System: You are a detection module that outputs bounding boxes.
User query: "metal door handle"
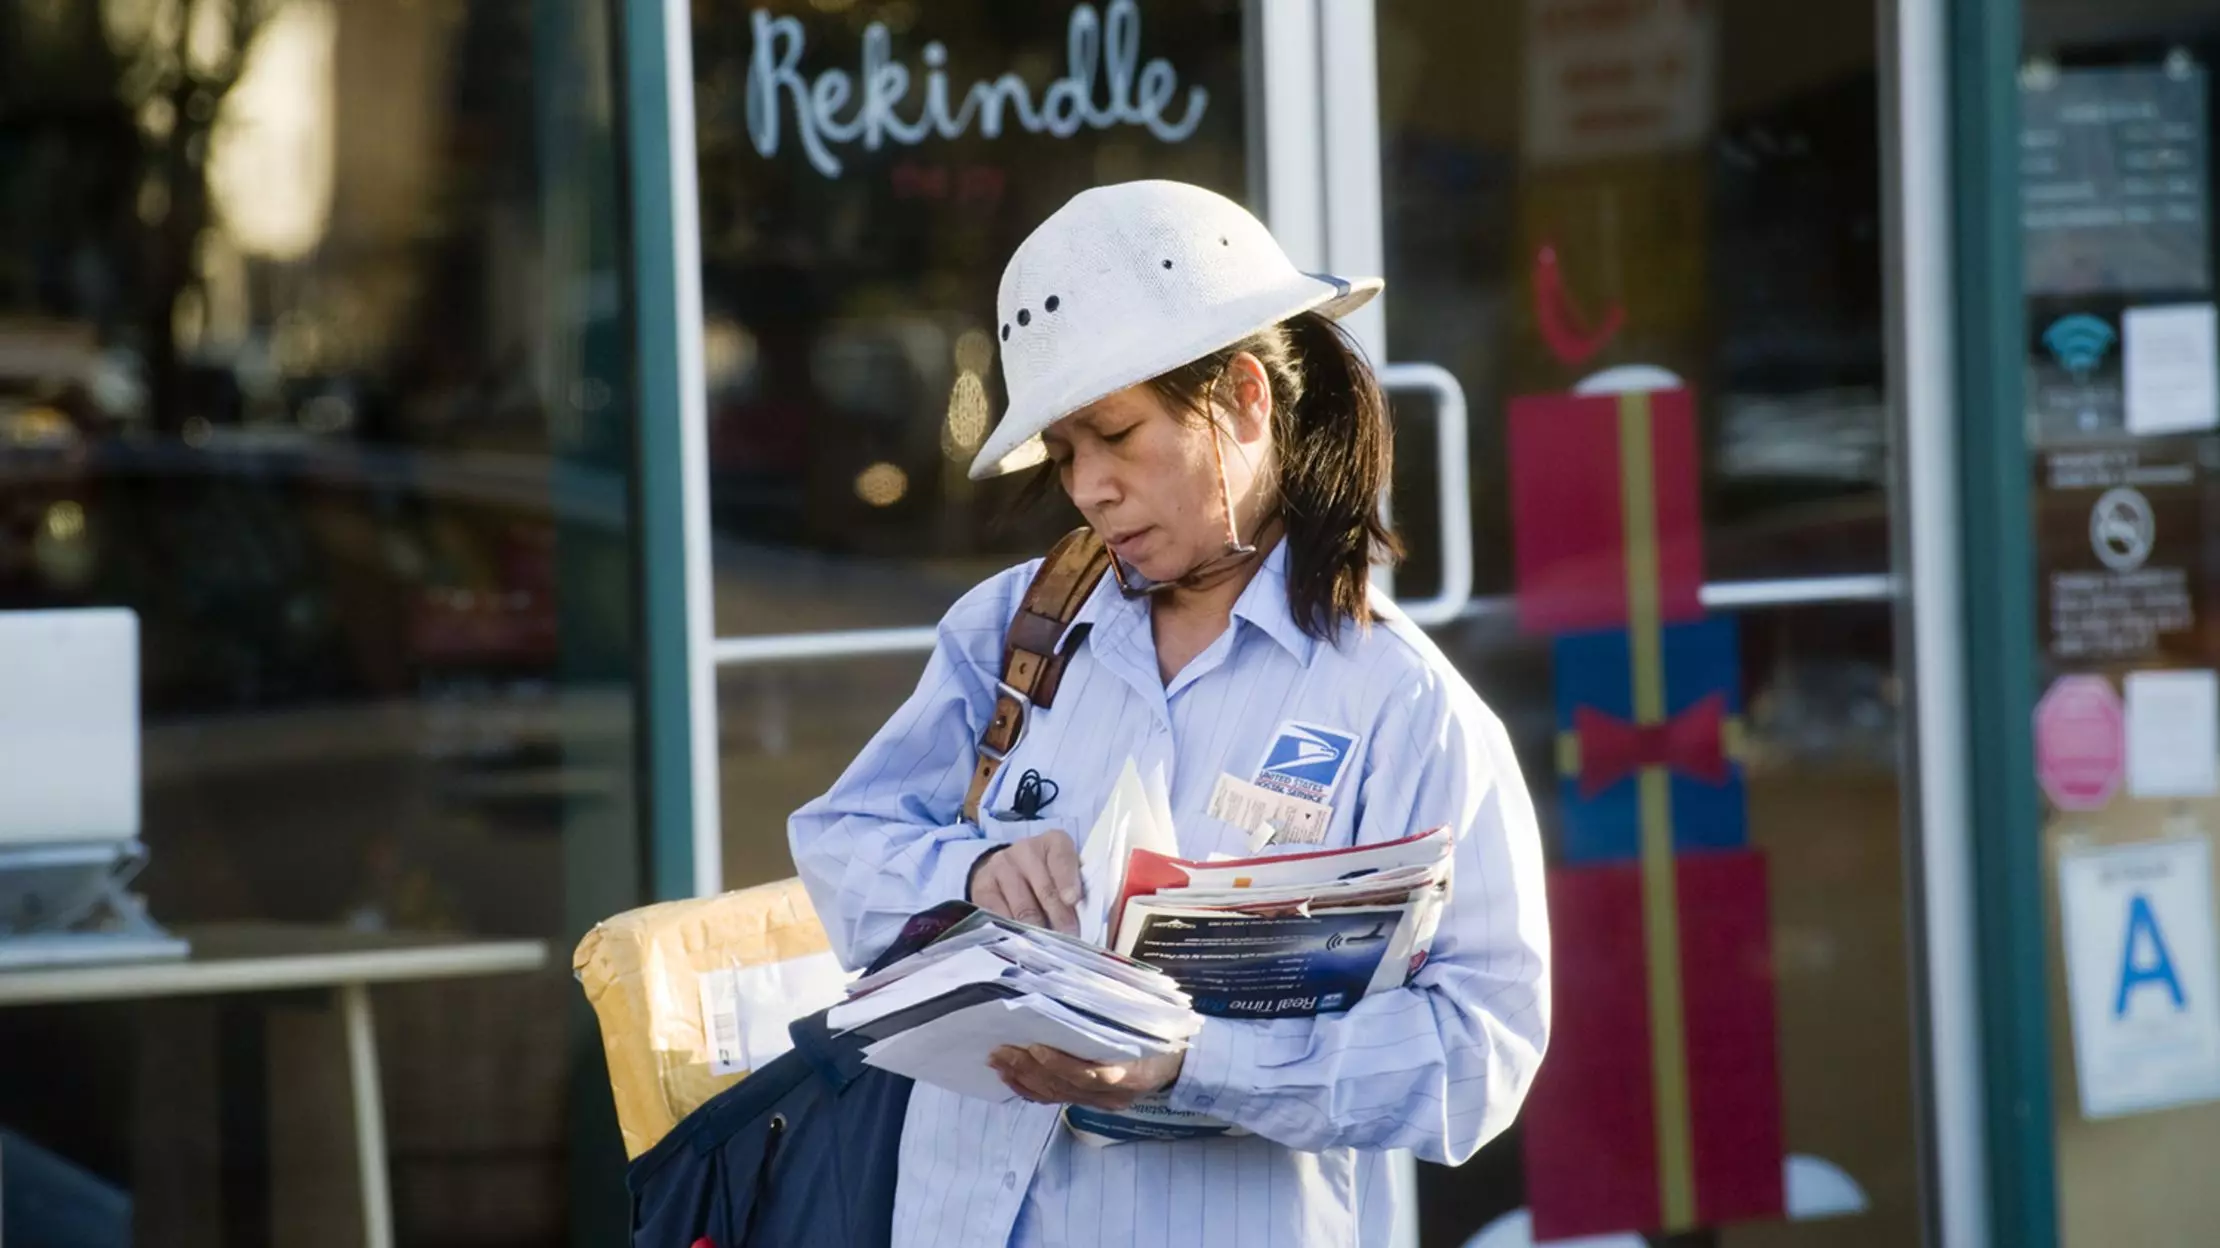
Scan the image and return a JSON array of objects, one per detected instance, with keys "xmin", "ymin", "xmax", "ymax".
[{"xmin": 1375, "ymin": 362, "xmax": 1472, "ymax": 627}]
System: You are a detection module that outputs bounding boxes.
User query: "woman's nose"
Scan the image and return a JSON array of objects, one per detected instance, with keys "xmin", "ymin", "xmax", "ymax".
[{"xmin": 1064, "ymin": 445, "xmax": 1119, "ymax": 512}]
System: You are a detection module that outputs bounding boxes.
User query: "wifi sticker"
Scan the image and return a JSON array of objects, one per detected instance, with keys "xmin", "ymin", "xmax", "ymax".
[{"xmin": 2044, "ymin": 313, "xmax": 2119, "ymax": 382}]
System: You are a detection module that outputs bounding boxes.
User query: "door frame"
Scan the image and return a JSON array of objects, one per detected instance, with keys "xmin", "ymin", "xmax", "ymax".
[
  {"xmin": 1937, "ymin": 0, "xmax": 2061, "ymax": 1243},
  {"xmin": 619, "ymin": 4, "xmax": 2033, "ymax": 1242},
  {"xmin": 1326, "ymin": 1, "xmax": 2003, "ymax": 1244},
  {"xmin": 624, "ymin": 0, "xmax": 1430, "ymax": 900},
  {"xmin": 622, "ymin": 0, "xmax": 722, "ymax": 902},
  {"xmin": 1885, "ymin": 0, "xmax": 2001, "ymax": 1243}
]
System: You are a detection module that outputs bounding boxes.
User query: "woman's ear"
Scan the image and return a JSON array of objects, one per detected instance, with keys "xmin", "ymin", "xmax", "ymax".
[{"xmin": 1224, "ymin": 352, "xmax": 1274, "ymax": 445}]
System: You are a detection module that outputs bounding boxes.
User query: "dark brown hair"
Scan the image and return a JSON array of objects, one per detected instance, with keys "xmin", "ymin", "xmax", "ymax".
[{"xmin": 1144, "ymin": 310, "xmax": 1404, "ymax": 642}]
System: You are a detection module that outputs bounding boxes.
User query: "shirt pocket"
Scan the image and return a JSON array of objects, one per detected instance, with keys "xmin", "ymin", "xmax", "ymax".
[
  {"xmin": 1178, "ymin": 805, "xmax": 1259, "ymax": 860},
  {"xmin": 1178, "ymin": 783, "xmax": 1358, "ymax": 860},
  {"xmin": 974, "ymin": 809, "xmax": 1043, "ymax": 848},
  {"xmin": 976, "ymin": 799, "xmax": 1094, "ymax": 854}
]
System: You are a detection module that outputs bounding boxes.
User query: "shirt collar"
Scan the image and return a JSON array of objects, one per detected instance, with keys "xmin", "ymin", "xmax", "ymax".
[
  {"xmin": 1230, "ymin": 540, "xmax": 1315, "ymax": 663},
  {"xmin": 1063, "ymin": 537, "xmax": 1315, "ymax": 664},
  {"xmin": 1066, "ymin": 552, "xmax": 1139, "ymax": 644}
]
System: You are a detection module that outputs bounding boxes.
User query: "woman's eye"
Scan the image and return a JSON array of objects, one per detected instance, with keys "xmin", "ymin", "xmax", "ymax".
[{"xmin": 1102, "ymin": 425, "xmax": 1137, "ymax": 445}]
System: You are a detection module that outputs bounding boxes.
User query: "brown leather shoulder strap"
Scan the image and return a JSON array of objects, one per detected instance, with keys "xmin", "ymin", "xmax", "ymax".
[{"xmin": 962, "ymin": 527, "xmax": 1111, "ymax": 824}]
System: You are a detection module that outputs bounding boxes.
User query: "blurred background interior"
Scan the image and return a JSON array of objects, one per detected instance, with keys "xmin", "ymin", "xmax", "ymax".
[{"xmin": 0, "ymin": 0, "xmax": 2213, "ymax": 1244}]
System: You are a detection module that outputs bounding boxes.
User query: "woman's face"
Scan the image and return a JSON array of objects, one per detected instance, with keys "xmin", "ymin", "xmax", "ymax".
[{"xmin": 1041, "ymin": 354, "xmax": 1274, "ymax": 585}]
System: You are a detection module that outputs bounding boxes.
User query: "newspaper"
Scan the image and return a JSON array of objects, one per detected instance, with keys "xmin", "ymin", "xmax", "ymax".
[
  {"xmin": 833, "ymin": 759, "xmax": 1455, "ymax": 1142},
  {"xmin": 1065, "ymin": 826, "xmax": 1455, "ymax": 1146}
]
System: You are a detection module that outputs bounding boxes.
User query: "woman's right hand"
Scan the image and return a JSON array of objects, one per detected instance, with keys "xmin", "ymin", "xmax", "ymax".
[{"xmin": 968, "ymin": 829, "xmax": 1083, "ymax": 934}]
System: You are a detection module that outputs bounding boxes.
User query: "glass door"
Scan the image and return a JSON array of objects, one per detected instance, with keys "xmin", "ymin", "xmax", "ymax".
[
  {"xmin": 1331, "ymin": 3, "xmax": 1928, "ymax": 1245},
  {"xmin": 689, "ymin": 0, "xmax": 1256, "ymax": 891},
  {"xmin": 684, "ymin": 0, "xmax": 1475, "ymax": 890}
]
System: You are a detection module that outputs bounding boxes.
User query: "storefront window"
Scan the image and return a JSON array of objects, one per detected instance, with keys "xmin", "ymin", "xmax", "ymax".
[
  {"xmin": 698, "ymin": 3, "xmax": 1921, "ymax": 1245},
  {"xmin": 0, "ymin": 0, "xmax": 638, "ymax": 1238},
  {"xmin": 2023, "ymin": 3, "xmax": 2220, "ymax": 1243},
  {"xmin": 690, "ymin": 0, "xmax": 1252, "ymax": 888},
  {"xmin": 1373, "ymin": 2, "xmax": 1919, "ymax": 1245}
]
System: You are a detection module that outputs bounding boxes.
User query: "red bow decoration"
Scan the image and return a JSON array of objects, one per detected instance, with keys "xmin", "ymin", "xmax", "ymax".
[{"xmin": 1574, "ymin": 695, "xmax": 1730, "ymax": 797}]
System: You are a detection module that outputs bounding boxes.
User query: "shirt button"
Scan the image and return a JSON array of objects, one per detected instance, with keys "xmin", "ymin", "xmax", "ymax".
[{"xmin": 1002, "ymin": 1171, "xmax": 1018, "ymax": 1190}]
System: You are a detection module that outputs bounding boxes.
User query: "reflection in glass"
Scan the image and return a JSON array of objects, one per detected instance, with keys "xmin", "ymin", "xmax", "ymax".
[
  {"xmin": 0, "ymin": 0, "xmax": 637, "ymax": 1238},
  {"xmin": 1373, "ymin": 2, "xmax": 1915, "ymax": 1245},
  {"xmin": 693, "ymin": 0, "xmax": 1253, "ymax": 889}
]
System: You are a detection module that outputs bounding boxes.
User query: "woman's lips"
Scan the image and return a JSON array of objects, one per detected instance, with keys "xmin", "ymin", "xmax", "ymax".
[{"xmin": 1106, "ymin": 526, "xmax": 1152, "ymax": 559}]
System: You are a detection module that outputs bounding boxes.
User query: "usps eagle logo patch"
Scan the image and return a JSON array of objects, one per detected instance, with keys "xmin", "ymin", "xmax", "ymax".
[{"xmin": 1254, "ymin": 721, "xmax": 1359, "ymax": 804}]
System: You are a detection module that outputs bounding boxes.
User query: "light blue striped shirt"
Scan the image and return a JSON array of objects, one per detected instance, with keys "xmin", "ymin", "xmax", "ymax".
[{"xmin": 789, "ymin": 543, "xmax": 1550, "ymax": 1248}]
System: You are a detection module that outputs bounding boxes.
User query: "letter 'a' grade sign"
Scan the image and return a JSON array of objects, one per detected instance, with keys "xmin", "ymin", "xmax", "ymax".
[{"xmin": 2059, "ymin": 836, "xmax": 2220, "ymax": 1118}]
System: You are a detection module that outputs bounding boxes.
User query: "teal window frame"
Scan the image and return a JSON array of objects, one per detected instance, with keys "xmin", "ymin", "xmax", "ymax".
[{"xmin": 1950, "ymin": 0, "xmax": 2060, "ymax": 1242}]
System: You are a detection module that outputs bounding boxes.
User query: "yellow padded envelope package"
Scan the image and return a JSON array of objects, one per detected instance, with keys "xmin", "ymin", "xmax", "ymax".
[{"xmin": 574, "ymin": 877, "xmax": 849, "ymax": 1158}]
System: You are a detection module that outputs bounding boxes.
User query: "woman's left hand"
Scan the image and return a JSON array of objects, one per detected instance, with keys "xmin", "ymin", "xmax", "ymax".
[{"xmin": 988, "ymin": 1044, "xmax": 1185, "ymax": 1109}]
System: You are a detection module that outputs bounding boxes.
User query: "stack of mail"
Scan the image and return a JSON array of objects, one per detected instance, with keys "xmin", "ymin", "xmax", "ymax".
[
  {"xmin": 1058, "ymin": 826, "xmax": 1456, "ymax": 1145},
  {"xmin": 830, "ymin": 903, "xmax": 1200, "ymax": 1102},
  {"xmin": 1106, "ymin": 826, "xmax": 1455, "ymax": 1019}
]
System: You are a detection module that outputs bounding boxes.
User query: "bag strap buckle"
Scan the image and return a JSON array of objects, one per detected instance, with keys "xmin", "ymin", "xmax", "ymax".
[{"xmin": 961, "ymin": 528, "xmax": 1109, "ymax": 824}]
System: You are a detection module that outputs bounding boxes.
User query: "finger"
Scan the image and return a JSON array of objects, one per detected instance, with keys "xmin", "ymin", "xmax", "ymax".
[
  {"xmin": 1031, "ymin": 1071, "xmax": 1096, "ymax": 1104},
  {"xmin": 1042, "ymin": 830, "xmax": 1084, "ymax": 909},
  {"xmin": 1064, "ymin": 1078, "xmax": 1136, "ymax": 1109},
  {"xmin": 1022, "ymin": 1047, "xmax": 1120, "ymax": 1102},
  {"xmin": 1019, "ymin": 1070, "xmax": 1075, "ymax": 1103},
  {"xmin": 1032, "ymin": 1050, "xmax": 1151, "ymax": 1110},
  {"xmin": 972, "ymin": 874, "xmax": 1010, "ymax": 919},
  {"xmin": 991, "ymin": 1053, "xmax": 1072, "ymax": 1104},
  {"xmin": 994, "ymin": 1063, "xmax": 1047, "ymax": 1102},
  {"xmin": 1065, "ymin": 1083, "xmax": 1139, "ymax": 1111},
  {"xmin": 1012, "ymin": 843, "xmax": 1078, "ymax": 934},
  {"xmin": 986, "ymin": 859, "xmax": 1051, "ymax": 927},
  {"xmin": 992, "ymin": 1064, "xmax": 1043, "ymax": 1102},
  {"xmin": 1025, "ymin": 1045, "xmax": 1109, "ymax": 1084},
  {"xmin": 998, "ymin": 1048, "xmax": 1095, "ymax": 1103}
]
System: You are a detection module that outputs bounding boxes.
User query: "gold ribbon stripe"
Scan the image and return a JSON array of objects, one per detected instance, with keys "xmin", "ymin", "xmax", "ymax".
[{"xmin": 1617, "ymin": 390, "xmax": 1696, "ymax": 1231}]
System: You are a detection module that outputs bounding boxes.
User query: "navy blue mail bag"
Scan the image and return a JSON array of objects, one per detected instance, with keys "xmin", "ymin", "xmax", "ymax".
[
  {"xmin": 624, "ymin": 902, "xmax": 984, "ymax": 1248},
  {"xmin": 624, "ymin": 1007, "xmax": 911, "ymax": 1248}
]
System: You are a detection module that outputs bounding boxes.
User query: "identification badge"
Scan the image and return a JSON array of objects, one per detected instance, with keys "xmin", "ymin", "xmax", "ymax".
[{"xmin": 1208, "ymin": 772, "xmax": 1331, "ymax": 849}]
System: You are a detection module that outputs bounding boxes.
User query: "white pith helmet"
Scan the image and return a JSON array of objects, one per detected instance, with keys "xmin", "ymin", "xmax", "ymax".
[{"xmin": 970, "ymin": 179, "xmax": 1382, "ymax": 480}]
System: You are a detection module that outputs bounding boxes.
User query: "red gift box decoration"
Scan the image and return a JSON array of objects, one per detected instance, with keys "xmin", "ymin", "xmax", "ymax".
[
  {"xmin": 1574, "ymin": 693, "xmax": 1731, "ymax": 798},
  {"xmin": 1521, "ymin": 850, "xmax": 1786, "ymax": 1239},
  {"xmin": 1508, "ymin": 387, "xmax": 1704, "ymax": 635}
]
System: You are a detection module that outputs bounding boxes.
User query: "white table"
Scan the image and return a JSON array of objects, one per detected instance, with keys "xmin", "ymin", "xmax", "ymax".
[{"xmin": 0, "ymin": 923, "xmax": 549, "ymax": 1248}]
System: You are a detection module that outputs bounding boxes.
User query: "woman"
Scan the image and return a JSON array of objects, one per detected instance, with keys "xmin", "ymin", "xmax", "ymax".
[{"xmin": 790, "ymin": 180, "xmax": 1548, "ymax": 1248}]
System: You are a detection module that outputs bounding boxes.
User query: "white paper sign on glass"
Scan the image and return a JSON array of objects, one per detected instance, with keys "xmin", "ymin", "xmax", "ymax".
[
  {"xmin": 2123, "ymin": 303, "xmax": 2220, "ymax": 435},
  {"xmin": 2126, "ymin": 669, "xmax": 2220, "ymax": 798},
  {"xmin": 2060, "ymin": 836, "xmax": 2220, "ymax": 1118}
]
